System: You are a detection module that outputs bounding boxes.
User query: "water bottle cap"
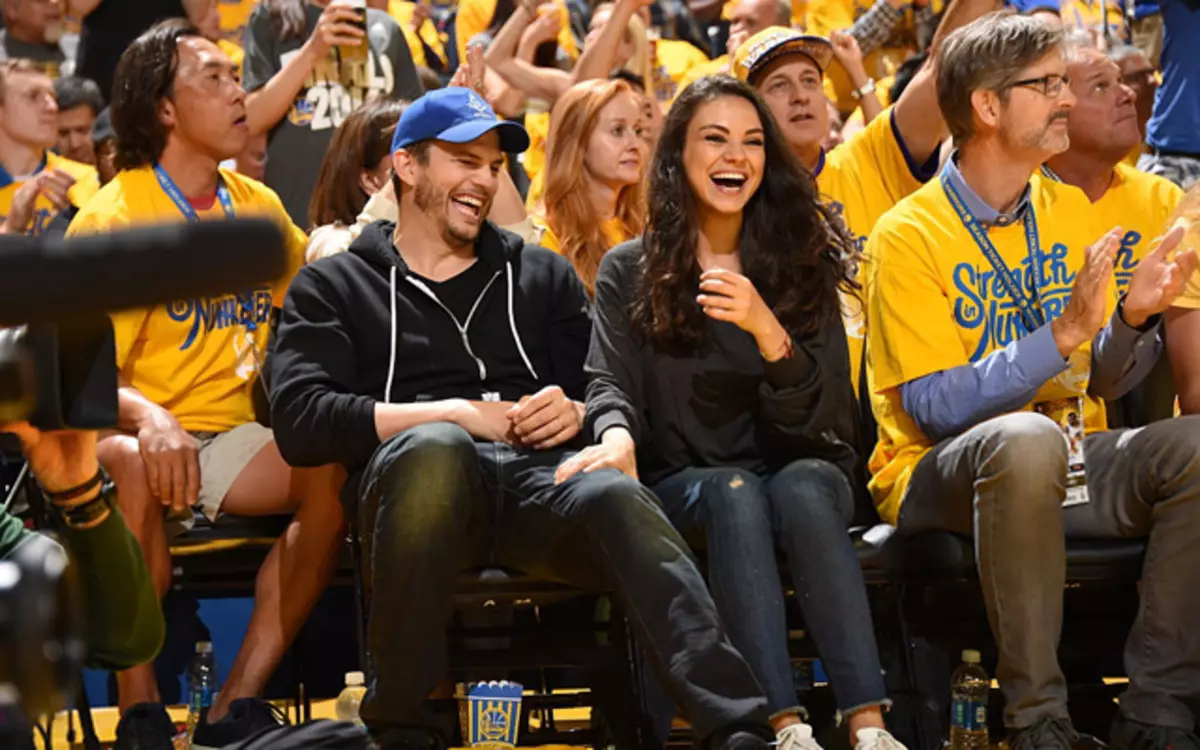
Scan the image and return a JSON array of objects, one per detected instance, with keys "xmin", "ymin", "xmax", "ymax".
[
  {"xmin": 962, "ymin": 649, "xmax": 981, "ymax": 663},
  {"xmin": 346, "ymin": 671, "xmax": 365, "ymax": 687},
  {"xmin": 196, "ymin": 641, "xmax": 213, "ymax": 654}
]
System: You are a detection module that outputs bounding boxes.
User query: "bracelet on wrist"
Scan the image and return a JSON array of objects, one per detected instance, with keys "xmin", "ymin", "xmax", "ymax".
[
  {"xmin": 45, "ymin": 471, "xmax": 115, "ymax": 531},
  {"xmin": 42, "ymin": 469, "xmax": 105, "ymax": 507},
  {"xmin": 760, "ymin": 335, "xmax": 794, "ymax": 363},
  {"xmin": 850, "ymin": 78, "xmax": 877, "ymax": 101}
]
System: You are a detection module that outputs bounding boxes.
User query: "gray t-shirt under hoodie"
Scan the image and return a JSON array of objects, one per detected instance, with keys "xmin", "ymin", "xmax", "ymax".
[{"xmin": 242, "ymin": 3, "xmax": 422, "ymax": 228}]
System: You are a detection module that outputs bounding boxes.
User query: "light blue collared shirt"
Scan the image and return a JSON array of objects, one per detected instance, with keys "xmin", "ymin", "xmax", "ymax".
[{"xmin": 898, "ymin": 157, "xmax": 1163, "ymax": 442}]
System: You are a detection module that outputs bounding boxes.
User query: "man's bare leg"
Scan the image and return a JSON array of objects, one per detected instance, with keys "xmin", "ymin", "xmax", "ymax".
[
  {"xmin": 98, "ymin": 434, "xmax": 172, "ymax": 712},
  {"xmin": 206, "ymin": 441, "xmax": 345, "ymax": 721}
]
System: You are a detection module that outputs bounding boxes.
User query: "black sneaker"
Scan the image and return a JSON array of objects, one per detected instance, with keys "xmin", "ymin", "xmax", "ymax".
[
  {"xmin": 707, "ymin": 724, "xmax": 775, "ymax": 750},
  {"xmin": 191, "ymin": 698, "xmax": 288, "ymax": 750},
  {"xmin": 113, "ymin": 703, "xmax": 179, "ymax": 750},
  {"xmin": 1010, "ymin": 717, "xmax": 1080, "ymax": 750},
  {"xmin": 368, "ymin": 725, "xmax": 446, "ymax": 750},
  {"xmin": 1110, "ymin": 715, "xmax": 1200, "ymax": 750}
]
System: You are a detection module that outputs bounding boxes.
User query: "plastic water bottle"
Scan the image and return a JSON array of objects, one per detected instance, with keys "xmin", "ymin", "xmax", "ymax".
[
  {"xmin": 949, "ymin": 649, "xmax": 990, "ymax": 750},
  {"xmin": 335, "ymin": 671, "xmax": 368, "ymax": 727},
  {"xmin": 186, "ymin": 641, "xmax": 217, "ymax": 741}
]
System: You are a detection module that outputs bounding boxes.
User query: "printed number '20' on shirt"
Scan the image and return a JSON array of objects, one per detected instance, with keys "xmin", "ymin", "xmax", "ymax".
[
  {"xmin": 65, "ymin": 166, "xmax": 309, "ymax": 433},
  {"xmin": 0, "ymin": 152, "xmax": 99, "ymax": 236},
  {"xmin": 866, "ymin": 172, "xmax": 1110, "ymax": 524},
  {"xmin": 817, "ymin": 106, "xmax": 938, "ymax": 396},
  {"xmin": 242, "ymin": 4, "xmax": 422, "ymax": 227}
]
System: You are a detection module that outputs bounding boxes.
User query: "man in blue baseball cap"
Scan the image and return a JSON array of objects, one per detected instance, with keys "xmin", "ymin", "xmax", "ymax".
[{"xmin": 267, "ymin": 86, "xmax": 776, "ymax": 750}]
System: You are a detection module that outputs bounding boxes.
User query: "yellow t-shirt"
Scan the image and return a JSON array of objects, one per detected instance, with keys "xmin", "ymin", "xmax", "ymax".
[
  {"xmin": 521, "ymin": 109, "xmax": 552, "ymax": 208},
  {"xmin": 1174, "ymin": 209, "xmax": 1200, "ymax": 309},
  {"xmin": 1177, "ymin": 271, "xmax": 1200, "ymax": 309},
  {"xmin": 535, "ymin": 215, "xmax": 629, "ymax": 254},
  {"xmin": 865, "ymin": 173, "xmax": 1111, "ymax": 524},
  {"xmin": 650, "ymin": 38, "xmax": 710, "ymax": 105},
  {"xmin": 0, "ymin": 151, "xmax": 99, "ymax": 236},
  {"xmin": 676, "ymin": 55, "xmax": 729, "ymax": 97},
  {"xmin": 818, "ymin": 107, "xmax": 930, "ymax": 396},
  {"xmin": 388, "ymin": 0, "xmax": 448, "ymax": 69},
  {"xmin": 1085, "ymin": 163, "xmax": 1181, "ymax": 296},
  {"xmin": 217, "ymin": 38, "xmax": 246, "ymax": 80},
  {"xmin": 66, "ymin": 166, "xmax": 309, "ymax": 433},
  {"xmin": 218, "ymin": 0, "xmax": 258, "ymax": 44},
  {"xmin": 454, "ymin": 0, "xmax": 577, "ymax": 67}
]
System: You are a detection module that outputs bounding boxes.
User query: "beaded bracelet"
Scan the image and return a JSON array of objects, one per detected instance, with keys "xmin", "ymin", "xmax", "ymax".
[{"xmin": 42, "ymin": 469, "xmax": 115, "ymax": 531}]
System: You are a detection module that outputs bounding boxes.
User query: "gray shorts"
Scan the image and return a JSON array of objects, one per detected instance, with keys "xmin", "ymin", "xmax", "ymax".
[{"xmin": 165, "ymin": 422, "xmax": 274, "ymax": 536}]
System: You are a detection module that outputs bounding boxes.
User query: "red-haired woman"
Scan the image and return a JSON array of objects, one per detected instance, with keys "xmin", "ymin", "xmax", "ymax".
[{"xmin": 535, "ymin": 77, "xmax": 646, "ymax": 292}]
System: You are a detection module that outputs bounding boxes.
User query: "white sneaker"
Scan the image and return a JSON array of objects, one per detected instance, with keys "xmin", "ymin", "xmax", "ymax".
[
  {"xmin": 854, "ymin": 727, "xmax": 908, "ymax": 750},
  {"xmin": 775, "ymin": 722, "xmax": 825, "ymax": 750}
]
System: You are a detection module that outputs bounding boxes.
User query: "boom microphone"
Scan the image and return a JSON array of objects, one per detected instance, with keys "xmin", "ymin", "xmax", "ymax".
[{"xmin": 0, "ymin": 219, "xmax": 288, "ymax": 325}]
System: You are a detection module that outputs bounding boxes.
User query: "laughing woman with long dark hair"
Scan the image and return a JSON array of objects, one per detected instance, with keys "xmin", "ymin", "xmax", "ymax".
[{"xmin": 556, "ymin": 75, "xmax": 905, "ymax": 750}]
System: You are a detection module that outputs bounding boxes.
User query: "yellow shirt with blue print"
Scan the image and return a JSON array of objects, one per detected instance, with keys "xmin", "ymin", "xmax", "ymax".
[
  {"xmin": 0, "ymin": 151, "xmax": 99, "ymax": 236},
  {"xmin": 65, "ymin": 166, "xmax": 309, "ymax": 433},
  {"xmin": 865, "ymin": 173, "xmax": 1111, "ymax": 524},
  {"xmin": 1084, "ymin": 163, "xmax": 1181, "ymax": 297}
]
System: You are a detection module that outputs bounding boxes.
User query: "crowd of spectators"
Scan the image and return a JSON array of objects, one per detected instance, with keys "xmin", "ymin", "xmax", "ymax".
[{"xmin": 0, "ymin": 0, "xmax": 1198, "ymax": 749}]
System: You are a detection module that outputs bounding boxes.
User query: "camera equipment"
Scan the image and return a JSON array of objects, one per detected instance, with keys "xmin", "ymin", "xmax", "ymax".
[
  {"xmin": 0, "ymin": 219, "xmax": 288, "ymax": 429},
  {"xmin": 0, "ymin": 534, "xmax": 82, "ymax": 747},
  {"xmin": 0, "ymin": 218, "xmax": 288, "ymax": 736}
]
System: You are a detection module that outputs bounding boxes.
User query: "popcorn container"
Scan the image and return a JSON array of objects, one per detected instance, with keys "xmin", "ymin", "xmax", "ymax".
[{"xmin": 456, "ymin": 680, "xmax": 523, "ymax": 748}]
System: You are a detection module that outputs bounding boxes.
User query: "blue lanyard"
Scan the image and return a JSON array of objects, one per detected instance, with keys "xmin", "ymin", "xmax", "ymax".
[
  {"xmin": 153, "ymin": 163, "xmax": 258, "ymax": 335},
  {"xmin": 941, "ymin": 172, "xmax": 1046, "ymax": 332},
  {"xmin": 153, "ymin": 163, "xmax": 235, "ymax": 222}
]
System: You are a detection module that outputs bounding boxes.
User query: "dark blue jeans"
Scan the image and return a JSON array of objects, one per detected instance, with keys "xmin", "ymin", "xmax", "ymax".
[
  {"xmin": 355, "ymin": 422, "xmax": 770, "ymax": 741},
  {"xmin": 652, "ymin": 459, "xmax": 889, "ymax": 718}
]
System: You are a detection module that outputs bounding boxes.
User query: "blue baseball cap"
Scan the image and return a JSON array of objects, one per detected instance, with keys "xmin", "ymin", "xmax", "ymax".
[{"xmin": 391, "ymin": 88, "xmax": 530, "ymax": 154}]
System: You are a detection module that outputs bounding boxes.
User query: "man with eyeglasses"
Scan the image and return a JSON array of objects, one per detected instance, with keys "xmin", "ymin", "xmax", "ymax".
[{"xmin": 865, "ymin": 11, "xmax": 1200, "ymax": 750}]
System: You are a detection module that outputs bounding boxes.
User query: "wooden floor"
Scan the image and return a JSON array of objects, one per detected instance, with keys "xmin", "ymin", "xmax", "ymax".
[{"xmin": 37, "ymin": 700, "xmax": 593, "ymax": 749}]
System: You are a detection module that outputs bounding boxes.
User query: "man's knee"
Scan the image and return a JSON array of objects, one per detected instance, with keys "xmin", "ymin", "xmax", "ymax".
[
  {"xmin": 96, "ymin": 435, "xmax": 156, "ymax": 518},
  {"xmin": 366, "ymin": 422, "xmax": 476, "ymax": 483},
  {"xmin": 975, "ymin": 412, "xmax": 1068, "ymax": 476},
  {"xmin": 562, "ymin": 469, "xmax": 664, "ymax": 527},
  {"xmin": 361, "ymin": 422, "xmax": 478, "ymax": 532}
]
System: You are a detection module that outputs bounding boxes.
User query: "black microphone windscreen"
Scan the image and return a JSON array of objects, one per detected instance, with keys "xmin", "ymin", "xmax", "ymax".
[{"xmin": 0, "ymin": 219, "xmax": 289, "ymax": 325}]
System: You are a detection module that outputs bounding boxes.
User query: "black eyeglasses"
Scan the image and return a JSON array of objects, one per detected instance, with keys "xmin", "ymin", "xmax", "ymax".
[{"xmin": 1008, "ymin": 73, "xmax": 1071, "ymax": 97}]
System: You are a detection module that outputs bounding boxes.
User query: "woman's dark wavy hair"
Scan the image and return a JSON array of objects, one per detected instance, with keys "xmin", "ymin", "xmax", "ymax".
[
  {"xmin": 111, "ymin": 19, "xmax": 204, "ymax": 171},
  {"xmin": 630, "ymin": 75, "xmax": 859, "ymax": 352}
]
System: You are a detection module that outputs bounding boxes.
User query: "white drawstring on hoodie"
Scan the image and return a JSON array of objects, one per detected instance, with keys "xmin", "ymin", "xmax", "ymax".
[{"xmin": 382, "ymin": 260, "xmax": 539, "ymax": 404}]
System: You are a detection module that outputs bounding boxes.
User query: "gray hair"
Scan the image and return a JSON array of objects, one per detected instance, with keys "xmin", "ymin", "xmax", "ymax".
[
  {"xmin": 1107, "ymin": 42, "xmax": 1145, "ymax": 64},
  {"xmin": 936, "ymin": 10, "xmax": 1065, "ymax": 143}
]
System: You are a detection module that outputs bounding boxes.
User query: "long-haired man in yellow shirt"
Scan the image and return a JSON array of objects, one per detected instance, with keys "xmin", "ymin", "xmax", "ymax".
[
  {"xmin": 66, "ymin": 20, "xmax": 345, "ymax": 750},
  {"xmin": 866, "ymin": 14, "xmax": 1200, "ymax": 750}
]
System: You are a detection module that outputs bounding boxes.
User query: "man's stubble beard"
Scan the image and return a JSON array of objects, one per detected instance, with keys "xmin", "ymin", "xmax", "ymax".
[{"xmin": 414, "ymin": 175, "xmax": 483, "ymax": 249}]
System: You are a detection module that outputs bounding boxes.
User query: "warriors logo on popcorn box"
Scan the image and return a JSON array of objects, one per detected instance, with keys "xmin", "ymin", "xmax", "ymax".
[{"xmin": 456, "ymin": 680, "xmax": 523, "ymax": 748}]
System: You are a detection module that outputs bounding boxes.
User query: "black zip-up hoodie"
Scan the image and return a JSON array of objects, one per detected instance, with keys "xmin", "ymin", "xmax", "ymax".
[{"xmin": 267, "ymin": 220, "xmax": 592, "ymax": 470}]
